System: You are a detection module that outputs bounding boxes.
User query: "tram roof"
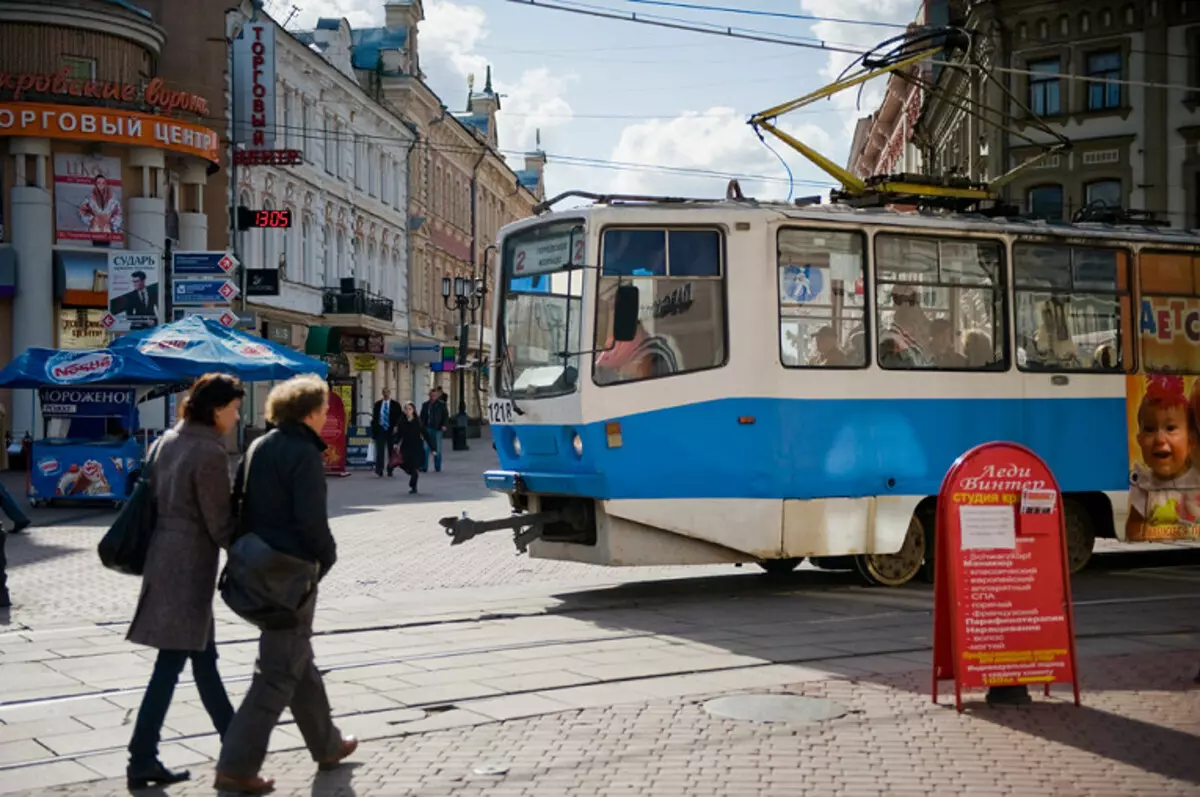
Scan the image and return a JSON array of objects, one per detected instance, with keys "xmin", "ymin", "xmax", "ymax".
[{"xmin": 527, "ymin": 197, "xmax": 1200, "ymax": 248}]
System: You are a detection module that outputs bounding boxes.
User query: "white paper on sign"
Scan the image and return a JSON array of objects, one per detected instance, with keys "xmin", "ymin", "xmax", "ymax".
[{"xmin": 959, "ymin": 505, "xmax": 1017, "ymax": 550}]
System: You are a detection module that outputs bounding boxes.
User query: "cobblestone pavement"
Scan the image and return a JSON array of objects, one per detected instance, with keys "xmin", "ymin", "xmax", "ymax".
[
  {"xmin": 0, "ymin": 434, "xmax": 728, "ymax": 629},
  {"xmin": 24, "ymin": 649, "xmax": 1200, "ymax": 797}
]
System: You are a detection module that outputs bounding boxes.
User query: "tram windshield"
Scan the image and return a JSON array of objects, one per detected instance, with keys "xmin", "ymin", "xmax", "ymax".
[{"xmin": 498, "ymin": 219, "xmax": 586, "ymax": 399}]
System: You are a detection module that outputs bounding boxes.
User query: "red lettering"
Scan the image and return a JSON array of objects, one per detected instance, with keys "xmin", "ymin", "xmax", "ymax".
[
  {"xmin": 33, "ymin": 75, "xmax": 50, "ymax": 92},
  {"xmin": 1158, "ymin": 309, "xmax": 1172, "ymax": 341},
  {"xmin": 14, "ymin": 74, "xmax": 34, "ymax": 99},
  {"xmin": 50, "ymin": 69, "xmax": 68, "ymax": 94}
]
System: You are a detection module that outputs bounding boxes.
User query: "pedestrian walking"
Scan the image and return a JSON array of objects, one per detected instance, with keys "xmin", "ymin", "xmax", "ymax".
[
  {"xmin": 419, "ymin": 386, "xmax": 448, "ymax": 472},
  {"xmin": 124, "ymin": 374, "xmax": 245, "ymax": 790},
  {"xmin": 214, "ymin": 375, "xmax": 356, "ymax": 795},
  {"xmin": 397, "ymin": 401, "xmax": 435, "ymax": 494},
  {"xmin": 370, "ymin": 387, "xmax": 401, "ymax": 478},
  {"xmin": 0, "ymin": 527, "xmax": 10, "ymax": 609}
]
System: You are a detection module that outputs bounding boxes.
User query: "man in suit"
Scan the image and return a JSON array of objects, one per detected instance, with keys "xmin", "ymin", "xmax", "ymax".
[
  {"xmin": 115, "ymin": 271, "xmax": 158, "ymax": 325},
  {"xmin": 419, "ymin": 386, "xmax": 448, "ymax": 473},
  {"xmin": 371, "ymin": 388, "xmax": 402, "ymax": 477}
]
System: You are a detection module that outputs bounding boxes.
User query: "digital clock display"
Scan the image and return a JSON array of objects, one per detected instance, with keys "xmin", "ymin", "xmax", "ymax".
[{"xmin": 250, "ymin": 209, "xmax": 292, "ymax": 229}]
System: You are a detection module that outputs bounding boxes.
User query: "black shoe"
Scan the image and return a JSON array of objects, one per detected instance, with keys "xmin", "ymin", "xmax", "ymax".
[
  {"xmin": 409, "ymin": 487, "xmax": 417, "ymax": 494},
  {"xmin": 9, "ymin": 519, "xmax": 29, "ymax": 534},
  {"xmin": 387, "ymin": 469, "xmax": 394, "ymax": 477},
  {"xmin": 127, "ymin": 762, "xmax": 191, "ymax": 790}
]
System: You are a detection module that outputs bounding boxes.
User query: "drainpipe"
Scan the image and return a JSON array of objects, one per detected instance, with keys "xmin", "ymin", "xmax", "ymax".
[
  {"xmin": 467, "ymin": 145, "xmax": 486, "ymax": 419},
  {"xmin": 403, "ymin": 122, "xmax": 420, "ymax": 403}
]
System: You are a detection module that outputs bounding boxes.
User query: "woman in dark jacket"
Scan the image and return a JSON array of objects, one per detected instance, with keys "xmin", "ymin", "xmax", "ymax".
[
  {"xmin": 214, "ymin": 375, "xmax": 356, "ymax": 795},
  {"xmin": 395, "ymin": 400, "xmax": 434, "ymax": 493},
  {"xmin": 125, "ymin": 374, "xmax": 244, "ymax": 790}
]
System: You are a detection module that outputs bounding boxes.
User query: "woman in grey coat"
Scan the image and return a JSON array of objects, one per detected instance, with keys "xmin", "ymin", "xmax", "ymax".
[{"xmin": 125, "ymin": 373, "xmax": 245, "ymax": 790}]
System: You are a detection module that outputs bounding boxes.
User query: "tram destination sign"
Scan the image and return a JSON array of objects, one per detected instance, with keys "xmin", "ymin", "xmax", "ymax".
[
  {"xmin": 511, "ymin": 232, "xmax": 585, "ymax": 277},
  {"xmin": 931, "ymin": 442, "xmax": 1081, "ymax": 712}
]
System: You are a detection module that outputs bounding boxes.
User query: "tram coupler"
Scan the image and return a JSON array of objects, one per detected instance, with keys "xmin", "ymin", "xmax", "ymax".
[{"xmin": 440, "ymin": 510, "xmax": 563, "ymax": 551}]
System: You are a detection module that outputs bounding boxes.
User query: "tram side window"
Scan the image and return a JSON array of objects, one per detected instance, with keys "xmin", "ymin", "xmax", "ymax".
[
  {"xmin": 1013, "ymin": 243, "xmax": 1131, "ymax": 372},
  {"xmin": 593, "ymin": 228, "xmax": 726, "ymax": 386},
  {"xmin": 1138, "ymin": 251, "xmax": 1200, "ymax": 373},
  {"xmin": 777, "ymin": 229, "xmax": 867, "ymax": 368},
  {"xmin": 874, "ymin": 234, "xmax": 1007, "ymax": 370}
]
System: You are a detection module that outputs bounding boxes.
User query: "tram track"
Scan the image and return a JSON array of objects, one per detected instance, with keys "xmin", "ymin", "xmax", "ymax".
[{"xmin": 0, "ymin": 600, "xmax": 1197, "ymax": 776}]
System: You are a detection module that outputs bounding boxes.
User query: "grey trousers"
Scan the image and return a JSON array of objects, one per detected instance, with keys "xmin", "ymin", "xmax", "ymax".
[{"xmin": 215, "ymin": 614, "xmax": 342, "ymax": 778}]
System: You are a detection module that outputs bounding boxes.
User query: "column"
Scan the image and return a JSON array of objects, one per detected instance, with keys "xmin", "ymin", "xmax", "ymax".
[
  {"xmin": 177, "ymin": 159, "xmax": 209, "ymax": 250},
  {"xmin": 126, "ymin": 147, "xmax": 167, "ymax": 429},
  {"xmin": 9, "ymin": 138, "xmax": 53, "ymax": 439}
]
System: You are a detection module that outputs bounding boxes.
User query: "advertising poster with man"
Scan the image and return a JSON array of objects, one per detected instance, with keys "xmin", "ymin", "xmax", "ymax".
[
  {"xmin": 106, "ymin": 252, "xmax": 161, "ymax": 332},
  {"xmin": 53, "ymin": 154, "xmax": 124, "ymax": 245},
  {"xmin": 1126, "ymin": 259, "xmax": 1200, "ymax": 542}
]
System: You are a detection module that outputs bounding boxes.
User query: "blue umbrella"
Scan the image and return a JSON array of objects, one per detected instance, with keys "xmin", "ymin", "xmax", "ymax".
[
  {"xmin": 0, "ymin": 347, "xmax": 180, "ymax": 388},
  {"xmin": 110, "ymin": 315, "xmax": 328, "ymax": 382}
]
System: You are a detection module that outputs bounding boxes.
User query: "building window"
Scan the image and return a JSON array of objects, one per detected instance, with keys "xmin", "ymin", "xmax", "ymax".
[
  {"xmin": 777, "ymin": 229, "xmax": 867, "ymax": 368},
  {"xmin": 593, "ymin": 227, "xmax": 727, "ymax": 386},
  {"xmin": 875, "ymin": 234, "xmax": 1007, "ymax": 371},
  {"xmin": 323, "ymin": 115, "xmax": 334, "ymax": 174},
  {"xmin": 1029, "ymin": 58, "xmax": 1062, "ymax": 116},
  {"xmin": 1028, "ymin": 184, "xmax": 1065, "ymax": 220},
  {"xmin": 1014, "ymin": 243, "xmax": 1130, "ymax": 372},
  {"xmin": 1085, "ymin": 179, "xmax": 1122, "ymax": 209},
  {"xmin": 302, "ymin": 217, "xmax": 314, "ymax": 285},
  {"xmin": 1086, "ymin": 50, "xmax": 1122, "ymax": 110},
  {"xmin": 1139, "ymin": 251, "xmax": 1200, "ymax": 372},
  {"xmin": 61, "ymin": 56, "xmax": 96, "ymax": 80}
]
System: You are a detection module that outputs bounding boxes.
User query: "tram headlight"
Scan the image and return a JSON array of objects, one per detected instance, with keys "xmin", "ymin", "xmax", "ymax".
[
  {"xmin": 512, "ymin": 434, "xmax": 522, "ymax": 457},
  {"xmin": 572, "ymin": 433, "xmax": 583, "ymax": 457}
]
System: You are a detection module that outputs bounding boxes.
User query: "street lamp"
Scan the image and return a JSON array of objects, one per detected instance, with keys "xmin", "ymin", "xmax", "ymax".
[{"xmin": 442, "ymin": 274, "xmax": 485, "ymax": 451}]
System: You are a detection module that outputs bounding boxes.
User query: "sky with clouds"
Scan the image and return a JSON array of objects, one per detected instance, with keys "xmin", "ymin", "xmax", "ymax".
[{"xmin": 276, "ymin": 0, "xmax": 921, "ymax": 202}]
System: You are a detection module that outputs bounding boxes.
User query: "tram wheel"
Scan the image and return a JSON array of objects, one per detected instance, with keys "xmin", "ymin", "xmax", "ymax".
[
  {"xmin": 758, "ymin": 557, "xmax": 803, "ymax": 576},
  {"xmin": 854, "ymin": 514, "xmax": 926, "ymax": 587},
  {"xmin": 1063, "ymin": 498, "xmax": 1096, "ymax": 575}
]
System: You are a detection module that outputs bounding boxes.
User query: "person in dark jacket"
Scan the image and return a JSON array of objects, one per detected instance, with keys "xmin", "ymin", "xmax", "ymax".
[
  {"xmin": 371, "ymin": 387, "xmax": 401, "ymax": 477},
  {"xmin": 213, "ymin": 375, "xmax": 356, "ymax": 795},
  {"xmin": 125, "ymin": 374, "xmax": 244, "ymax": 790},
  {"xmin": 397, "ymin": 400, "xmax": 435, "ymax": 493},
  {"xmin": 419, "ymin": 386, "xmax": 448, "ymax": 472}
]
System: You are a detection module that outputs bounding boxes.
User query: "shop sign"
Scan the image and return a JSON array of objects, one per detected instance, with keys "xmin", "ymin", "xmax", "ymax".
[
  {"xmin": 342, "ymin": 333, "xmax": 384, "ymax": 354},
  {"xmin": 350, "ymin": 355, "xmax": 376, "ymax": 372},
  {"xmin": 38, "ymin": 387, "xmax": 134, "ymax": 418},
  {"xmin": 265, "ymin": 321, "xmax": 293, "ymax": 347},
  {"xmin": 233, "ymin": 149, "xmax": 301, "ymax": 166},
  {"xmin": 932, "ymin": 441, "xmax": 1081, "ymax": 712},
  {"xmin": 0, "ymin": 102, "xmax": 220, "ymax": 162},
  {"xmin": 346, "ymin": 426, "xmax": 373, "ymax": 469},
  {"xmin": 232, "ymin": 17, "xmax": 276, "ymax": 150},
  {"xmin": 0, "ymin": 70, "xmax": 209, "ymax": 116},
  {"xmin": 59, "ymin": 309, "xmax": 108, "ymax": 350}
]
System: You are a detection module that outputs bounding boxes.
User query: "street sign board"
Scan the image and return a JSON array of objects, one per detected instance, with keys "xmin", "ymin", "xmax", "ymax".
[
  {"xmin": 932, "ymin": 441, "xmax": 1081, "ymax": 712},
  {"xmin": 174, "ymin": 278, "xmax": 240, "ymax": 306},
  {"xmin": 172, "ymin": 251, "xmax": 239, "ymax": 276},
  {"xmin": 170, "ymin": 308, "xmax": 253, "ymax": 328},
  {"xmin": 245, "ymin": 268, "xmax": 281, "ymax": 297}
]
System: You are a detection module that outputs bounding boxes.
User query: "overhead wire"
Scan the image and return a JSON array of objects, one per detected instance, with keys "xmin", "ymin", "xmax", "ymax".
[{"xmin": 620, "ymin": 0, "xmax": 909, "ymax": 29}]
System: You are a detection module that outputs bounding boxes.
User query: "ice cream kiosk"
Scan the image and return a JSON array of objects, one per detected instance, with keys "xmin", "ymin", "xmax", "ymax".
[{"xmin": 28, "ymin": 385, "xmax": 142, "ymax": 506}]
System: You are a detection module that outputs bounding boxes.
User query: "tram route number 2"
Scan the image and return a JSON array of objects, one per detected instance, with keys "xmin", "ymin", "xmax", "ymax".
[{"xmin": 488, "ymin": 398, "xmax": 515, "ymax": 425}]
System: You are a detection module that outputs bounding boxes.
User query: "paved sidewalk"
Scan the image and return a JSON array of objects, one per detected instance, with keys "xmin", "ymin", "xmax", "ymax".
[{"xmin": 28, "ymin": 649, "xmax": 1200, "ymax": 797}]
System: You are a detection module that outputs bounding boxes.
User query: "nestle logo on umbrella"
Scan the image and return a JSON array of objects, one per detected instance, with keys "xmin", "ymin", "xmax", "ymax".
[
  {"xmin": 38, "ymin": 459, "xmax": 60, "ymax": 475},
  {"xmin": 45, "ymin": 352, "xmax": 115, "ymax": 383},
  {"xmin": 237, "ymin": 343, "xmax": 270, "ymax": 357}
]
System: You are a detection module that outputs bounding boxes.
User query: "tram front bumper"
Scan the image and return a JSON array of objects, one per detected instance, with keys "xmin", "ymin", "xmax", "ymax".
[{"xmin": 483, "ymin": 469, "xmax": 606, "ymax": 498}]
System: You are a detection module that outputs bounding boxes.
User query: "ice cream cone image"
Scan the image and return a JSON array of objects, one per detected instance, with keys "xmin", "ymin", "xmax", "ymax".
[
  {"xmin": 56, "ymin": 465, "xmax": 82, "ymax": 495},
  {"xmin": 77, "ymin": 460, "xmax": 110, "ymax": 495}
]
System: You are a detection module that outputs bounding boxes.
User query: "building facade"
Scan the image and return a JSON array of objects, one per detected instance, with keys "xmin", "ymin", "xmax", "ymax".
[
  {"xmin": 0, "ymin": 0, "xmax": 222, "ymax": 441},
  {"xmin": 914, "ymin": 0, "xmax": 1200, "ymax": 226},
  {"xmin": 353, "ymin": 0, "xmax": 544, "ymax": 421}
]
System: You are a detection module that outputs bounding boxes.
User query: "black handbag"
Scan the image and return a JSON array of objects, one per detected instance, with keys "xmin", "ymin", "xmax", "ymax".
[
  {"xmin": 218, "ymin": 437, "xmax": 320, "ymax": 630},
  {"xmin": 219, "ymin": 532, "xmax": 319, "ymax": 631},
  {"xmin": 97, "ymin": 439, "xmax": 162, "ymax": 576}
]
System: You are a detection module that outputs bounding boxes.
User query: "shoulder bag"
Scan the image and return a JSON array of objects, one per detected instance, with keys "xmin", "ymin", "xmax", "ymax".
[{"xmin": 97, "ymin": 438, "xmax": 162, "ymax": 576}]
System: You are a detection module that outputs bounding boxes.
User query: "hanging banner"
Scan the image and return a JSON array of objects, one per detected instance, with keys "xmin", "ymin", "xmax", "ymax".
[
  {"xmin": 54, "ymin": 153, "xmax": 123, "ymax": 245},
  {"xmin": 932, "ymin": 441, "xmax": 1080, "ymax": 712},
  {"xmin": 231, "ymin": 15, "xmax": 277, "ymax": 150},
  {"xmin": 105, "ymin": 252, "xmax": 161, "ymax": 332}
]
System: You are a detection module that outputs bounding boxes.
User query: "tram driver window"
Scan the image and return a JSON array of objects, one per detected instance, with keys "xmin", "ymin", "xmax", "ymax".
[
  {"xmin": 1013, "ymin": 243, "xmax": 1131, "ymax": 372},
  {"xmin": 1138, "ymin": 251, "xmax": 1200, "ymax": 373},
  {"xmin": 777, "ymin": 229, "xmax": 867, "ymax": 368},
  {"xmin": 593, "ymin": 227, "xmax": 726, "ymax": 386},
  {"xmin": 874, "ymin": 234, "xmax": 1007, "ymax": 371}
]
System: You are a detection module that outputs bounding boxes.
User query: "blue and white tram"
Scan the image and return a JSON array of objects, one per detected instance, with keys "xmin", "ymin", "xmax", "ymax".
[{"xmin": 447, "ymin": 194, "xmax": 1200, "ymax": 587}]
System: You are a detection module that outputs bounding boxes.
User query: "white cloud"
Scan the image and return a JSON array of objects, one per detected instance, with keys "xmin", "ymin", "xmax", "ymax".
[
  {"xmin": 283, "ymin": 0, "xmax": 574, "ymax": 154},
  {"xmin": 799, "ymin": 0, "xmax": 922, "ymax": 134},
  {"xmin": 603, "ymin": 107, "xmax": 835, "ymax": 201}
]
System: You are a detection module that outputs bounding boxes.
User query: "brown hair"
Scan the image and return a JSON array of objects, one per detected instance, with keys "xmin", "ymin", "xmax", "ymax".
[
  {"xmin": 265, "ymin": 374, "xmax": 328, "ymax": 426},
  {"xmin": 182, "ymin": 373, "xmax": 245, "ymax": 426}
]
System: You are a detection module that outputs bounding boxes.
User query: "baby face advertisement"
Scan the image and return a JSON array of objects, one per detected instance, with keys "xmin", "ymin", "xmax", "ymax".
[{"xmin": 1125, "ymin": 374, "xmax": 1200, "ymax": 541}]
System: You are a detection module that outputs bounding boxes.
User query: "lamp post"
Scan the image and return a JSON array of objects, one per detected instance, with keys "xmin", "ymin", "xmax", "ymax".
[{"xmin": 442, "ymin": 275, "xmax": 484, "ymax": 451}]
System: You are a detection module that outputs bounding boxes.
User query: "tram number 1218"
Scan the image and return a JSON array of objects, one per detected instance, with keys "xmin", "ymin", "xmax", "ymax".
[{"xmin": 488, "ymin": 398, "xmax": 515, "ymax": 425}]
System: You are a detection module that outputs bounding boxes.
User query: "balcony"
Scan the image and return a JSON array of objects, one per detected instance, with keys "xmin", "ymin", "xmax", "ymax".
[{"xmin": 321, "ymin": 287, "xmax": 396, "ymax": 335}]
